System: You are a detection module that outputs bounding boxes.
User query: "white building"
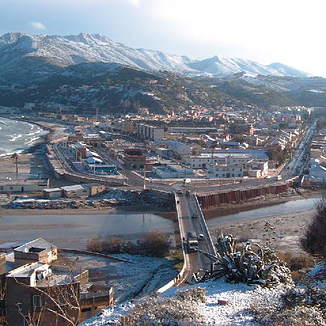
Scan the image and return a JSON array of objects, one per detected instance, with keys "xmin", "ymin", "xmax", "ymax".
[
  {"xmin": 137, "ymin": 124, "xmax": 164, "ymax": 141},
  {"xmin": 187, "ymin": 153, "xmax": 269, "ymax": 178},
  {"xmin": 208, "ymin": 162, "xmax": 244, "ymax": 178},
  {"xmin": 185, "ymin": 153, "xmax": 252, "ymax": 169},
  {"xmin": 153, "ymin": 165, "xmax": 194, "ymax": 179}
]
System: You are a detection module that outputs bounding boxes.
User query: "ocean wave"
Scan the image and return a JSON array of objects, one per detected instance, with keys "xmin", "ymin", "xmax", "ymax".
[
  {"xmin": 9, "ymin": 134, "xmax": 23, "ymax": 142},
  {"xmin": 0, "ymin": 118, "xmax": 46, "ymax": 154},
  {"xmin": 26, "ymin": 129, "xmax": 41, "ymax": 136},
  {"xmin": 24, "ymin": 136, "xmax": 41, "ymax": 146},
  {"xmin": 0, "ymin": 149, "xmax": 24, "ymax": 158}
]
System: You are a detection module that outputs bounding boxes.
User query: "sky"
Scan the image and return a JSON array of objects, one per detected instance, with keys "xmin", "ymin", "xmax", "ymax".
[{"xmin": 0, "ymin": 0, "xmax": 325, "ymax": 76}]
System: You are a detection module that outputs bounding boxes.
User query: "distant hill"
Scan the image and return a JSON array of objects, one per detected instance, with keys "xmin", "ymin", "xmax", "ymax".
[{"xmin": 0, "ymin": 32, "xmax": 310, "ymax": 86}]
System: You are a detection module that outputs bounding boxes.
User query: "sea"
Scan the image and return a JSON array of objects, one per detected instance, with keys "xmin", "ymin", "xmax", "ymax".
[{"xmin": 0, "ymin": 117, "xmax": 48, "ymax": 156}]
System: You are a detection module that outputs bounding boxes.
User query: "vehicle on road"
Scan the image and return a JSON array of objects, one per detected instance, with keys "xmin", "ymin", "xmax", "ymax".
[
  {"xmin": 187, "ymin": 232, "xmax": 199, "ymax": 252},
  {"xmin": 197, "ymin": 233, "xmax": 205, "ymax": 241}
]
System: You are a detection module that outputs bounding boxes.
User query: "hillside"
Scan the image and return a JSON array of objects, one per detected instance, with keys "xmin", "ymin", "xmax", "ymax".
[
  {"xmin": 0, "ymin": 32, "xmax": 310, "ymax": 88},
  {"xmin": 1, "ymin": 62, "xmax": 326, "ymax": 114}
]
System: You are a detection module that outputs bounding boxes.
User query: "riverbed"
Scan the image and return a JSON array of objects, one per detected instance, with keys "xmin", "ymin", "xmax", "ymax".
[
  {"xmin": 0, "ymin": 211, "xmax": 177, "ymax": 249},
  {"xmin": 0, "ymin": 196, "xmax": 320, "ymax": 250}
]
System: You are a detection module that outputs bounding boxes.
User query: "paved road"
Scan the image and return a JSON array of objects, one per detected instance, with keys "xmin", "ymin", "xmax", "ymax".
[
  {"xmin": 281, "ymin": 120, "xmax": 317, "ymax": 178},
  {"xmin": 175, "ymin": 191, "xmax": 217, "ymax": 284}
]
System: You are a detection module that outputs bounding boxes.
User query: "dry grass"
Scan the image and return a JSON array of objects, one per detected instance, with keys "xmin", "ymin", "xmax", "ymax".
[
  {"xmin": 118, "ymin": 288, "xmax": 207, "ymax": 326},
  {"xmin": 251, "ymin": 278, "xmax": 326, "ymax": 326}
]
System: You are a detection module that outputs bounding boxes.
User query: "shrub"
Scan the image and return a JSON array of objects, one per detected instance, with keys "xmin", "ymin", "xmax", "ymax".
[
  {"xmin": 175, "ymin": 288, "xmax": 206, "ymax": 303},
  {"xmin": 251, "ymin": 279, "xmax": 326, "ymax": 326},
  {"xmin": 87, "ymin": 231, "xmax": 170, "ymax": 257},
  {"xmin": 301, "ymin": 199, "xmax": 326, "ymax": 259},
  {"xmin": 118, "ymin": 288, "xmax": 206, "ymax": 326},
  {"xmin": 196, "ymin": 234, "xmax": 293, "ymax": 287},
  {"xmin": 141, "ymin": 231, "xmax": 170, "ymax": 257},
  {"xmin": 277, "ymin": 252, "xmax": 315, "ymax": 271}
]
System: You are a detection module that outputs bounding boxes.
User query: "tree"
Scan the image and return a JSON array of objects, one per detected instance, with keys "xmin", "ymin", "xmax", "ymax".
[
  {"xmin": 141, "ymin": 231, "xmax": 170, "ymax": 257},
  {"xmin": 11, "ymin": 153, "xmax": 19, "ymax": 179},
  {"xmin": 11, "ymin": 266, "xmax": 82, "ymax": 326},
  {"xmin": 301, "ymin": 198, "xmax": 326, "ymax": 259}
]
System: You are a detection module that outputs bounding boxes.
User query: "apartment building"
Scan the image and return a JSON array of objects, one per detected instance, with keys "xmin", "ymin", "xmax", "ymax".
[
  {"xmin": 137, "ymin": 123, "xmax": 164, "ymax": 141},
  {"xmin": 0, "ymin": 239, "xmax": 114, "ymax": 326}
]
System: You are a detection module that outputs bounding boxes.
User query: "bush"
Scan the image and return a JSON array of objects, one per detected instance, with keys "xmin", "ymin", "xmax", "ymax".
[
  {"xmin": 277, "ymin": 252, "xmax": 315, "ymax": 271},
  {"xmin": 301, "ymin": 199, "xmax": 326, "ymax": 259},
  {"xmin": 141, "ymin": 231, "xmax": 170, "ymax": 257},
  {"xmin": 87, "ymin": 231, "xmax": 170, "ymax": 257},
  {"xmin": 251, "ymin": 280, "xmax": 326, "ymax": 326},
  {"xmin": 197, "ymin": 234, "xmax": 293, "ymax": 287},
  {"xmin": 118, "ymin": 288, "xmax": 206, "ymax": 326}
]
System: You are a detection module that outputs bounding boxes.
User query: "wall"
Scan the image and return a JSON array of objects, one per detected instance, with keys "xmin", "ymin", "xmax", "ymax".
[{"xmin": 197, "ymin": 183, "xmax": 289, "ymax": 209}]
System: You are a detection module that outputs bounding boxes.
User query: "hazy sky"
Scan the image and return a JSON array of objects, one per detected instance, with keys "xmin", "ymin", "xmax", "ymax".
[{"xmin": 0, "ymin": 0, "xmax": 325, "ymax": 76}]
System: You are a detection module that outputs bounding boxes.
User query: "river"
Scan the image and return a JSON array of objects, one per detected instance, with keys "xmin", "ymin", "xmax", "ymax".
[{"xmin": 0, "ymin": 196, "xmax": 320, "ymax": 249}]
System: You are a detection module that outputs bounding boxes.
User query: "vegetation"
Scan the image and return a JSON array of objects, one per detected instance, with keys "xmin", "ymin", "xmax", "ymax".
[
  {"xmin": 301, "ymin": 198, "xmax": 326, "ymax": 259},
  {"xmin": 251, "ymin": 278, "xmax": 326, "ymax": 326},
  {"xmin": 87, "ymin": 231, "xmax": 170, "ymax": 258},
  {"xmin": 193, "ymin": 234, "xmax": 292, "ymax": 287},
  {"xmin": 118, "ymin": 288, "xmax": 206, "ymax": 326}
]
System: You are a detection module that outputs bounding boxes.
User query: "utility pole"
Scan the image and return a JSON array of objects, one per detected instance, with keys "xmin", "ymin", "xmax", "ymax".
[{"xmin": 143, "ymin": 161, "xmax": 146, "ymax": 190}]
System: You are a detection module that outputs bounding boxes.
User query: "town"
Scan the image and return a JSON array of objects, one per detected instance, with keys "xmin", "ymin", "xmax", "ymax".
[{"xmin": 0, "ymin": 102, "xmax": 325, "ymax": 324}]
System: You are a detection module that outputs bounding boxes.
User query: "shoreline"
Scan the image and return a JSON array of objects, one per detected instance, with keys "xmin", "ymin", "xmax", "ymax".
[
  {"xmin": 158, "ymin": 191, "xmax": 320, "ymax": 220},
  {"xmin": 0, "ymin": 116, "xmax": 52, "ymax": 157},
  {"xmin": 1, "ymin": 191, "xmax": 320, "ymax": 218}
]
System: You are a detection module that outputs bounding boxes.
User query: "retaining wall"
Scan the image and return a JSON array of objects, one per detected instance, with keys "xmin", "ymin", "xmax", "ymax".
[{"xmin": 197, "ymin": 183, "xmax": 289, "ymax": 209}]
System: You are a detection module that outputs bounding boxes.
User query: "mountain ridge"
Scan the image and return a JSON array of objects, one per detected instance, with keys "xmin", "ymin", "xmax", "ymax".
[{"xmin": 0, "ymin": 32, "xmax": 310, "ymax": 86}]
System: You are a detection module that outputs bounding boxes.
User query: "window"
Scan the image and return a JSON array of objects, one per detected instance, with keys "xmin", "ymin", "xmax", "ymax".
[{"xmin": 32, "ymin": 295, "xmax": 42, "ymax": 308}]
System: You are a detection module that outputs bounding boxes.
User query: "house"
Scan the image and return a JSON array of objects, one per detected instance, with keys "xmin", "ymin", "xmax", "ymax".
[
  {"xmin": 0, "ymin": 179, "xmax": 49, "ymax": 194},
  {"xmin": 87, "ymin": 184, "xmax": 107, "ymax": 196},
  {"xmin": 13, "ymin": 238, "xmax": 58, "ymax": 265},
  {"xmin": 153, "ymin": 164, "xmax": 194, "ymax": 179},
  {"xmin": 119, "ymin": 148, "xmax": 146, "ymax": 170},
  {"xmin": 5, "ymin": 262, "xmax": 113, "ymax": 326},
  {"xmin": 0, "ymin": 239, "xmax": 114, "ymax": 326},
  {"xmin": 61, "ymin": 185, "xmax": 90, "ymax": 198},
  {"xmin": 43, "ymin": 188, "xmax": 63, "ymax": 199}
]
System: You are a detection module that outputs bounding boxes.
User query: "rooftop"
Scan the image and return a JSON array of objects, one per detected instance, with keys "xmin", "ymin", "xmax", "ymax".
[
  {"xmin": 7, "ymin": 261, "xmax": 46, "ymax": 278},
  {"xmin": 15, "ymin": 238, "xmax": 57, "ymax": 253}
]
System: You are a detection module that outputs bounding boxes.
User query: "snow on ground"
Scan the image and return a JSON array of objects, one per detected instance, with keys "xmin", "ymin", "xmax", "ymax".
[
  {"xmin": 81, "ymin": 277, "xmax": 289, "ymax": 326},
  {"xmin": 162, "ymin": 279, "xmax": 288, "ymax": 326},
  {"xmin": 62, "ymin": 252, "xmax": 176, "ymax": 304},
  {"xmin": 309, "ymin": 262, "xmax": 326, "ymax": 288},
  {"xmin": 105, "ymin": 254, "xmax": 177, "ymax": 302}
]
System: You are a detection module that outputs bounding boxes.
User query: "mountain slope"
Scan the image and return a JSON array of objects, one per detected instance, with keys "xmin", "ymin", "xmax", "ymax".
[
  {"xmin": 188, "ymin": 56, "xmax": 282, "ymax": 77},
  {"xmin": 0, "ymin": 32, "xmax": 310, "ymax": 86},
  {"xmin": 267, "ymin": 63, "xmax": 309, "ymax": 78}
]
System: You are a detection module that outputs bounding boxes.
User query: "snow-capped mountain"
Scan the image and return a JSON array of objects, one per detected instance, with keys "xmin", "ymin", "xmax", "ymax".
[
  {"xmin": 188, "ymin": 56, "xmax": 307, "ymax": 77},
  {"xmin": 0, "ymin": 32, "xmax": 310, "ymax": 86}
]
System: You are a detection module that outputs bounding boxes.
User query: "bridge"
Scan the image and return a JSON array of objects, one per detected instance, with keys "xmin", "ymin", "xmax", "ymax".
[{"xmin": 157, "ymin": 189, "xmax": 219, "ymax": 293}]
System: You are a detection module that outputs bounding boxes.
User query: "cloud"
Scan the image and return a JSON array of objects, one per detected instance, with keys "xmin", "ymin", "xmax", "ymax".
[
  {"xmin": 30, "ymin": 21, "xmax": 46, "ymax": 30},
  {"xmin": 127, "ymin": 0, "xmax": 140, "ymax": 6}
]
